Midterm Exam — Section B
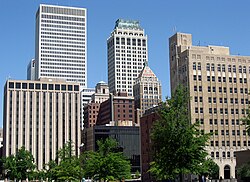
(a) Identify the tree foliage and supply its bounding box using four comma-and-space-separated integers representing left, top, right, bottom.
48, 141, 84, 181
3, 146, 36, 180
150, 85, 211, 180
200, 158, 219, 179
82, 137, 131, 181
237, 161, 250, 179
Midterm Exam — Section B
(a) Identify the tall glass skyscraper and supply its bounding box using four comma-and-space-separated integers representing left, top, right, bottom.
107, 19, 148, 96
35, 4, 87, 87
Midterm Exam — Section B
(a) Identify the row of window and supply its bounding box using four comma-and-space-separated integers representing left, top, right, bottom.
8, 82, 79, 91
41, 23, 85, 30
194, 62, 250, 74
41, 39, 85, 45
194, 75, 248, 84
41, 46, 85, 52
41, 19, 85, 26
41, 43, 85, 48
211, 151, 233, 159
197, 118, 241, 125
209, 129, 246, 136
41, 61, 84, 67
195, 96, 249, 105
210, 140, 249, 147
115, 37, 146, 46
194, 85, 249, 94
42, 14, 85, 22
195, 107, 248, 115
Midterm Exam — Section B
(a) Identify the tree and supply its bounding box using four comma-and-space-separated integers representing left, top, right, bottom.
82, 137, 131, 181
241, 104, 250, 135
52, 141, 84, 181
149, 85, 211, 181
200, 158, 219, 179
237, 161, 250, 180
3, 146, 36, 180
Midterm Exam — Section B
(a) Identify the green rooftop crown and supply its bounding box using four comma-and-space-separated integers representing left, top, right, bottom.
115, 19, 142, 30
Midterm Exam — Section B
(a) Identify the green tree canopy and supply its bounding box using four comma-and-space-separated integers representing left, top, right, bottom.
3, 146, 36, 180
237, 161, 250, 179
82, 137, 131, 181
49, 141, 84, 181
150, 85, 211, 180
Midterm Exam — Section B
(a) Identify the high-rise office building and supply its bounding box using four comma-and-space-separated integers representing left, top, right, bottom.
107, 19, 148, 96
27, 59, 36, 80
3, 78, 81, 169
169, 32, 250, 179
35, 4, 87, 87
133, 62, 162, 119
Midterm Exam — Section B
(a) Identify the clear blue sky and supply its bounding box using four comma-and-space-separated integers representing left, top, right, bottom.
1, 0, 250, 126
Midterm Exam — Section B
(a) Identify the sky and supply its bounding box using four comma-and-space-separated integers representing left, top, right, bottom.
1, 0, 250, 126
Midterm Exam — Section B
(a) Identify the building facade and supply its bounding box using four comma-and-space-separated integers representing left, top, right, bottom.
27, 59, 36, 80
97, 92, 135, 126
169, 32, 250, 179
84, 125, 140, 173
35, 4, 87, 87
81, 88, 95, 129
3, 78, 81, 169
133, 62, 162, 120
91, 81, 109, 103
107, 19, 148, 96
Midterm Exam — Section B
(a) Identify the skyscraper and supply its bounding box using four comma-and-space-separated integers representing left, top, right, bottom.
3, 78, 81, 169
169, 32, 250, 179
35, 4, 87, 87
107, 19, 148, 96
133, 62, 162, 119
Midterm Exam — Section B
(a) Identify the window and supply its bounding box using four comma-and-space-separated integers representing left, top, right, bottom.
193, 62, 196, 70
224, 98, 227, 103
214, 108, 217, 114
200, 108, 203, 113
199, 97, 203, 102
213, 97, 216, 103
208, 97, 212, 103
228, 65, 231, 72
194, 86, 197, 92
194, 96, 198, 102
206, 63, 210, 71
198, 63, 201, 70
193, 75, 197, 81
208, 86, 211, 92
195, 107, 198, 113
227, 152, 230, 158
217, 64, 221, 71
198, 75, 202, 81
211, 64, 215, 71
223, 77, 226, 82
212, 86, 216, 92
212, 76, 215, 81
218, 77, 221, 82
234, 77, 237, 83
207, 76, 210, 81
199, 86, 202, 92
233, 65, 236, 73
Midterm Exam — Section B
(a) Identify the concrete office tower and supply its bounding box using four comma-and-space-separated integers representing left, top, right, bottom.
35, 4, 87, 87
107, 19, 148, 96
169, 32, 250, 179
27, 59, 36, 80
91, 81, 110, 103
3, 78, 81, 169
133, 62, 162, 120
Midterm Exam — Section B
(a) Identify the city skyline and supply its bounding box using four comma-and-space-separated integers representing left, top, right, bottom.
1, 0, 250, 126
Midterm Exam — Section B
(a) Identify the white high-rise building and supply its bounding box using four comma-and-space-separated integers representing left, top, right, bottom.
107, 19, 148, 96
35, 4, 87, 87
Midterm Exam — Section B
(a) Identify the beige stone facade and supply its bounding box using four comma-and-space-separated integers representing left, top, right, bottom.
169, 32, 250, 179
133, 63, 162, 121
3, 78, 81, 169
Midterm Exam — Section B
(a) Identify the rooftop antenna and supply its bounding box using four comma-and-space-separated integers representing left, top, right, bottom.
172, 26, 177, 33
197, 40, 200, 46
